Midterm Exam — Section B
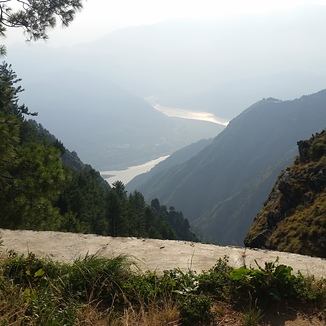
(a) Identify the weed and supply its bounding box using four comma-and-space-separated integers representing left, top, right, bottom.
294, 272, 326, 307
108, 299, 180, 326
0, 251, 325, 325
230, 257, 298, 305
198, 256, 233, 300
242, 305, 264, 326
178, 293, 213, 325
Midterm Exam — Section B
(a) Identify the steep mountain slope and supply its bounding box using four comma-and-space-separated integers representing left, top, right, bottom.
132, 90, 326, 245
244, 131, 326, 258
126, 138, 212, 192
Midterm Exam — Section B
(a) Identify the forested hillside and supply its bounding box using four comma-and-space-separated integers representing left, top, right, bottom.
245, 131, 326, 258
131, 91, 326, 245
0, 62, 197, 242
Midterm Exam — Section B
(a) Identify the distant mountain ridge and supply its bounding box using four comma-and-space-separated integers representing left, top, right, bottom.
130, 90, 326, 245
7, 5, 326, 122
5, 6, 326, 172
18, 68, 223, 170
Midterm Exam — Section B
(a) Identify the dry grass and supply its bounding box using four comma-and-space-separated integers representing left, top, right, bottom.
107, 299, 180, 326
0, 250, 325, 326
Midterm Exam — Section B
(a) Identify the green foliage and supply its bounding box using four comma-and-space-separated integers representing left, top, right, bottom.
230, 258, 298, 305
0, 138, 66, 230
1, 252, 76, 325
151, 198, 199, 242
246, 130, 326, 258
198, 256, 233, 300
1, 252, 134, 325
123, 271, 162, 304
170, 269, 199, 296
0, 62, 67, 230
0, 113, 19, 186
0, 252, 325, 325
64, 254, 133, 306
123, 267, 214, 325
164, 268, 213, 325
242, 303, 264, 326
0, 63, 195, 242
3, 251, 63, 288
0, 0, 83, 46
57, 167, 108, 234
0, 62, 36, 117
294, 272, 326, 308
102, 187, 183, 239
178, 293, 213, 325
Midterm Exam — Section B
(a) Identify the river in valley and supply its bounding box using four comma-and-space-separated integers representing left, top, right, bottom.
152, 103, 229, 126
100, 155, 169, 186
100, 101, 229, 186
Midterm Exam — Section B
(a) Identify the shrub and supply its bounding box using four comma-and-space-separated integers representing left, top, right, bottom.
178, 293, 213, 325
230, 258, 298, 305
64, 254, 133, 306
1, 252, 77, 325
0, 252, 325, 325
198, 256, 233, 300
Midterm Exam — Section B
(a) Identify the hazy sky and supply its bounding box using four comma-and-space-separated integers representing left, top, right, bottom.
3, 0, 326, 47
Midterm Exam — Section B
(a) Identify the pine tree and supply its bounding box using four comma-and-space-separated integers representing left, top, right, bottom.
0, 0, 83, 55
0, 62, 66, 230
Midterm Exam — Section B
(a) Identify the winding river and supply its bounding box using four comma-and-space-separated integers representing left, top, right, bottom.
100, 101, 229, 186
100, 155, 169, 186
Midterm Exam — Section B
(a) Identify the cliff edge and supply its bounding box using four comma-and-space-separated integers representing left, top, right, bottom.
244, 130, 326, 258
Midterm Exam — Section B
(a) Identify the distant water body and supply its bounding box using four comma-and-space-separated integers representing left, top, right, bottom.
101, 102, 229, 186
145, 97, 229, 126
100, 155, 169, 186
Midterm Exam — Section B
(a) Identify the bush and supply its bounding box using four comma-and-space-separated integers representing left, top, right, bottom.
0, 252, 325, 325
64, 254, 133, 306
178, 293, 213, 325
3, 251, 63, 287
1, 252, 77, 325
230, 258, 298, 305
198, 256, 233, 300
294, 272, 326, 307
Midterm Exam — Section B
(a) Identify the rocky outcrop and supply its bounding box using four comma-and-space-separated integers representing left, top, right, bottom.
244, 131, 326, 258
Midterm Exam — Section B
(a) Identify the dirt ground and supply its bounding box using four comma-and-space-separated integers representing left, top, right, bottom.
1, 229, 325, 277
0, 229, 325, 325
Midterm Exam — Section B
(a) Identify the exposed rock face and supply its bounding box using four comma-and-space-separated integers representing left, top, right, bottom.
244, 130, 326, 258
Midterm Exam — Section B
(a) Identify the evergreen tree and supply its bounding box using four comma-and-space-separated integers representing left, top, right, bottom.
0, 0, 84, 55
56, 167, 108, 234
128, 191, 147, 237
0, 62, 66, 230
106, 189, 123, 237
0, 62, 36, 117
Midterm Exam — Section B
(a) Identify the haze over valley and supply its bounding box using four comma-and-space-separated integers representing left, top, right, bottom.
2, 1, 326, 251
2, 4, 326, 325
5, 3, 326, 173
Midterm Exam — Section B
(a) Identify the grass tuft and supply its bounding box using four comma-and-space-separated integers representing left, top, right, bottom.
0, 252, 324, 325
